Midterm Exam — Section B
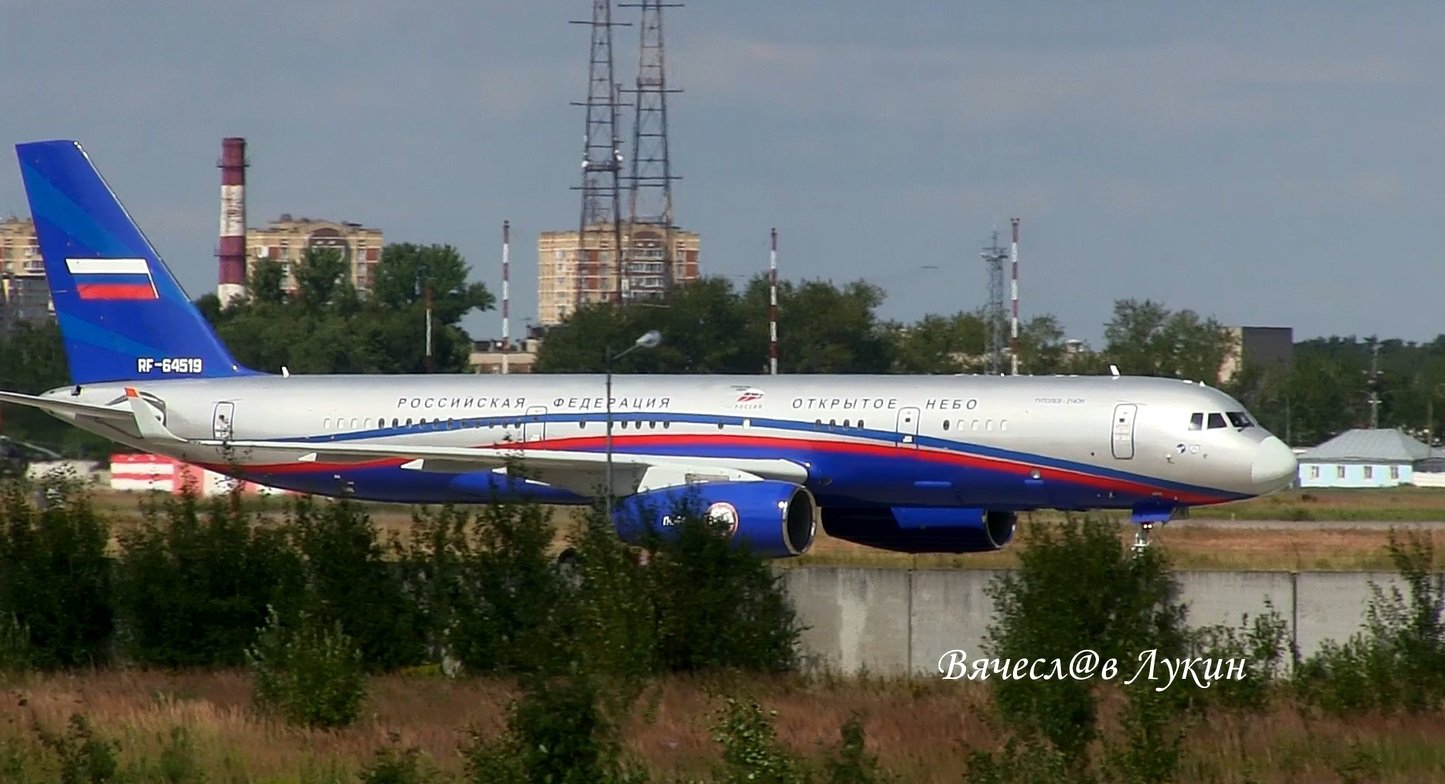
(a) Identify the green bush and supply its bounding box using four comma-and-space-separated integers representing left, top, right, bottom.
711, 695, 807, 784
1294, 528, 1445, 714
358, 738, 439, 784
645, 505, 802, 673
822, 714, 891, 784
155, 726, 204, 784
1189, 600, 1292, 713
566, 502, 658, 682
116, 491, 304, 667
33, 714, 119, 784
393, 504, 474, 668
290, 496, 425, 672
459, 674, 648, 784
247, 606, 367, 729
0, 480, 114, 669
447, 500, 571, 675
983, 516, 1190, 770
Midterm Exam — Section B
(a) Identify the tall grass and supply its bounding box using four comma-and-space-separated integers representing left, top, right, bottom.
0, 671, 1443, 782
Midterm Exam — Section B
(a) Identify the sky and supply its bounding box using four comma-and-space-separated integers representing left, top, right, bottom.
2, 1, 1443, 347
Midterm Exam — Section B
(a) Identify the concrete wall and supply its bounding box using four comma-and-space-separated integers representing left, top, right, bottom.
783, 567, 1414, 676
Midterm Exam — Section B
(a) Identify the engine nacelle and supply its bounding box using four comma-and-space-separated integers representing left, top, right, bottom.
613, 480, 818, 558
821, 506, 1016, 553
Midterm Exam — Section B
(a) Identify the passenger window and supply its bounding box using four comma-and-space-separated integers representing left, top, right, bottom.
1208, 413, 1226, 429
406, 418, 413, 426
972, 420, 979, 431
986, 420, 993, 431
350, 418, 359, 429
942, 420, 950, 431
1000, 419, 1008, 431
1189, 413, 1203, 431
392, 418, 399, 428
364, 418, 373, 429
843, 419, 851, 428
323, 418, 331, 429
663, 421, 670, 429
858, 419, 864, 428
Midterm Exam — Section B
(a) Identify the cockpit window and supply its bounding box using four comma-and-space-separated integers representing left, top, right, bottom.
1189, 413, 1203, 431
1207, 413, 1227, 429
1226, 411, 1254, 428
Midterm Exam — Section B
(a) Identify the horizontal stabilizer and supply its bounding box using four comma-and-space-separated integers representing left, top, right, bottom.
0, 389, 131, 421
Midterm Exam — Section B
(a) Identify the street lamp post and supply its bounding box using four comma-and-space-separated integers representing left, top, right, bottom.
605, 329, 662, 507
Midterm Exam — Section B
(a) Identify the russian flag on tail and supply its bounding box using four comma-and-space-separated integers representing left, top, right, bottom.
65, 258, 158, 300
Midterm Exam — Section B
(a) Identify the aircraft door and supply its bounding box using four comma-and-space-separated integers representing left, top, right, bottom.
896, 406, 921, 448
1111, 403, 1137, 459
522, 405, 548, 442
213, 402, 235, 441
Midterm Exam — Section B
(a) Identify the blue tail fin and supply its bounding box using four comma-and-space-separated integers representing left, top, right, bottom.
15, 140, 257, 385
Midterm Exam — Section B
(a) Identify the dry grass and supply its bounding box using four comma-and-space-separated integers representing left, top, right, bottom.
1, 670, 1444, 782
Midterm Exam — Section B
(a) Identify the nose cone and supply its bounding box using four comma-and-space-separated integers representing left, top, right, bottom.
1251, 436, 1297, 493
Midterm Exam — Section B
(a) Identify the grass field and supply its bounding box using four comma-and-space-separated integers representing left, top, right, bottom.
2, 670, 1443, 782
76, 485, 1445, 573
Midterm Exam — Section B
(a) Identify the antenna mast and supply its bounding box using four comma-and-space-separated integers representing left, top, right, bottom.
982, 230, 1007, 375
621, 0, 682, 302
571, 1, 628, 307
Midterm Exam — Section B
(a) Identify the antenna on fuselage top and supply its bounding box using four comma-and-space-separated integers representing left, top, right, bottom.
1109, 364, 1120, 377
281, 366, 290, 378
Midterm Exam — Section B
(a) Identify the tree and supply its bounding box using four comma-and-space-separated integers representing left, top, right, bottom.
537, 274, 897, 374
203, 244, 493, 374
889, 312, 987, 374
1103, 299, 1236, 381
1016, 314, 1076, 375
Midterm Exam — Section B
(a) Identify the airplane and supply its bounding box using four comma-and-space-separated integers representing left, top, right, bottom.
2, 139, 1297, 557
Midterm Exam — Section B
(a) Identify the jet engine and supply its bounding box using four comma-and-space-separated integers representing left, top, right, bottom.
613, 480, 818, 558
820, 506, 1016, 553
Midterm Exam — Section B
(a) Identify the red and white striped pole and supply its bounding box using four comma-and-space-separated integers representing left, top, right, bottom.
769, 227, 778, 375
502, 220, 511, 375
217, 138, 247, 306
1009, 217, 1020, 376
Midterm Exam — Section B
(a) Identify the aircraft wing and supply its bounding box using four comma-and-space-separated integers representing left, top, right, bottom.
121, 388, 808, 497
0, 389, 133, 421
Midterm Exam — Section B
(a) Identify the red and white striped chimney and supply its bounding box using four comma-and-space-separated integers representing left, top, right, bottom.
217, 137, 248, 306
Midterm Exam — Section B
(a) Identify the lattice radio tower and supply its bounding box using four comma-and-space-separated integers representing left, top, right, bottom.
571, 1, 628, 307
982, 230, 1008, 374
620, 0, 682, 301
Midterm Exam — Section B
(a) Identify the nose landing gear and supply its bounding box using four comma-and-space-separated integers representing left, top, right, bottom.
1132, 521, 1155, 555
1130, 503, 1184, 556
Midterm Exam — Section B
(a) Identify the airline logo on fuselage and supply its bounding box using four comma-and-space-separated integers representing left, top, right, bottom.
733, 386, 765, 409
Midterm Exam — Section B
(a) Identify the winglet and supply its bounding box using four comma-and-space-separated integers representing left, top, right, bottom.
124, 387, 184, 442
